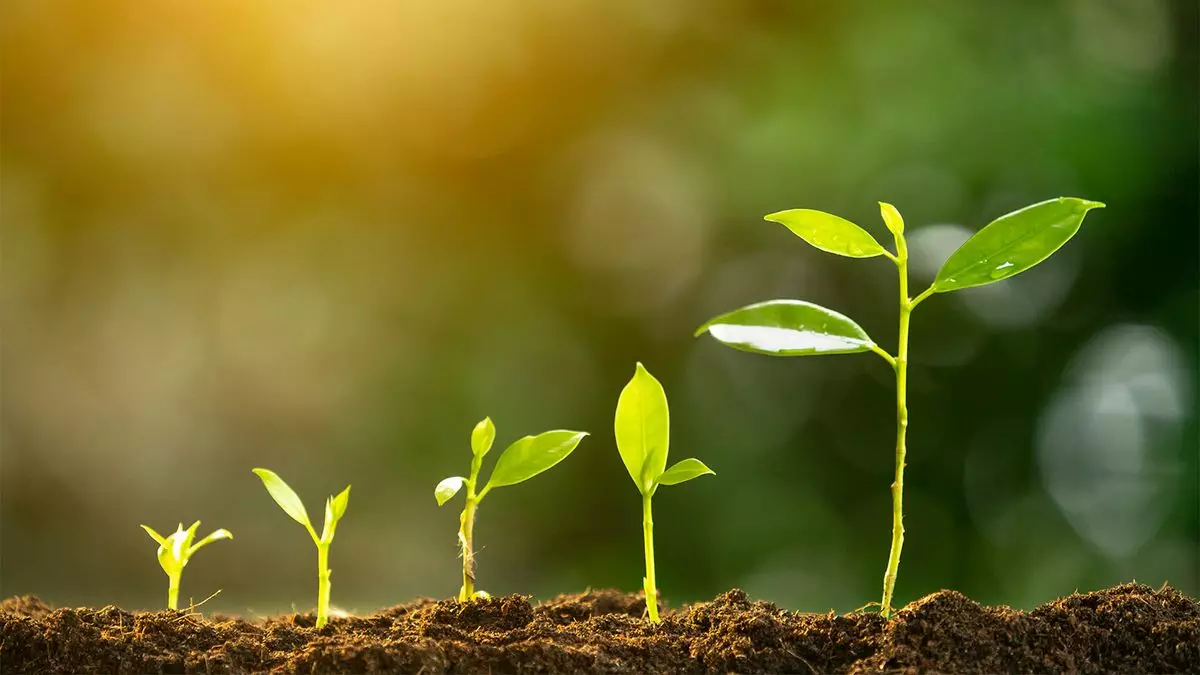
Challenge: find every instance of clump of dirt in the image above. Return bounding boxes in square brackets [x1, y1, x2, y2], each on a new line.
[1, 583, 1196, 673]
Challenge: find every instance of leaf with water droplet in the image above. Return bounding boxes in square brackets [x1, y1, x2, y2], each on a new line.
[765, 209, 886, 258]
[933, 197, 1104, 293]
[695, 300, 875, 356]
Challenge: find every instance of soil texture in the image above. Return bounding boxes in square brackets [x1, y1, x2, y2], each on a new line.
[2, 583, 1197, 673]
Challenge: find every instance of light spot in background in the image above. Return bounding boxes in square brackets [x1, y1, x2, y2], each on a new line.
[565, 131, 711, 314]
[864, 164, 968, 220]
[1069, 0, 1171, 75]
[906, 223, 972, 283]
[1038, 324, 1190, 559]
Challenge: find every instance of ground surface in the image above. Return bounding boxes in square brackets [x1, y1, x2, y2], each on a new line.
[1, 583, 1197, 673]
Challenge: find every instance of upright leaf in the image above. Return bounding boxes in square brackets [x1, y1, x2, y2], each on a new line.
[657, 458, 715, 486]
[933, 197, 1104, 292]
[140, 524, 166, 546]
[765, 209, 886, 258]
[696, 299, 875, 356]
[330, 485, 351, 522]
[614, 363, 670, 493]
[252, 468, 314, 534]
[879, 202, 904, 236]
[471, 417, 496, 457]
[187, 529, 233, 557]
[486, 430, 588, 489]
[435, 476, 466, 505]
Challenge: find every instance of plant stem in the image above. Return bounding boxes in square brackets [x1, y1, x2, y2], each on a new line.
[167, 574, 180, 611]
[458, 496, 479, 601]
[642, 492, 659, 623]
[316, 543, 331, 628]
[881, 232, 912, 619]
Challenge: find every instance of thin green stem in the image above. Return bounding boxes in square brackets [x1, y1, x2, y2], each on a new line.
[167, 573, 180, 611]
[316, 543, 331, 627]
[880, 233, 913, 619]
[869, 344, 896, 368]
[910, 286, 935, 310]
[458, 497, 479, 601]
[642, 492, 659, 623]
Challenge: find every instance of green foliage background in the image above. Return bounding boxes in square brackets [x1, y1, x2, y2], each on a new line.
[3, 1, 1196, 614]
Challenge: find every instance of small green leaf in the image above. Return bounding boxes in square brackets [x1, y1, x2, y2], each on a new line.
[933, 197, 1104, 292]
[140, 524, 166, 546]
[471, 417, 496, 458]
[331, 485, 351, 522]
[657, 458, 715, 486]
[879, 202, 904, 236]
[695, 300, 875, 356]
[486, 430, 588, 489]
[187, 529, 232, 557]
[320, 486, 351, 543]
[615, 363, 670, 494]
[435, 476, 466, 505]
[252, 468, 314, 535]
[765, 209, 886, 258]
[181, 521, 201, 555]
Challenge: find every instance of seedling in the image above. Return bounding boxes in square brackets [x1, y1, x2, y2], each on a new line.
[435, 418, 588, 601]
[696, 197, 1103, 617]
[614, 362, 715, 623]
[252, 467, 350, 628]
[139, 521, 232, 610]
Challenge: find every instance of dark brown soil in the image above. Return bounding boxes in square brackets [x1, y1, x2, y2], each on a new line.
[2, 583, 1196, 673]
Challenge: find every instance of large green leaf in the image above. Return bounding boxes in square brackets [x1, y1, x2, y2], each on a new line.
[765, 209, 886, 258]
[657, 458, 715, 486]
[933, 197, 1104, 292]
[614, 363, 670, 493]
[485, 430, 588, 489]
[695, 300, 875, 356]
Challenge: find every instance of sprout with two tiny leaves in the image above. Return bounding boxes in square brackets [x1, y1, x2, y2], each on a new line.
[696, 197, 1103, 618]
[615, 362, 715, 623]
[139, 521, 232, 610]
[252, 468, 350, 628]
[435, 418, 588, 601]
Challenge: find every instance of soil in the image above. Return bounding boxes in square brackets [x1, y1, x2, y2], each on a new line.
[1, 583, 1196, 673]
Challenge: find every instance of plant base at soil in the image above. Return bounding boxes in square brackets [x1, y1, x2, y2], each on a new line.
[2, 583, 1196, 673]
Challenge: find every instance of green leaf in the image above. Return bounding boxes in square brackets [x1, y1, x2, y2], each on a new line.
[252, 468, 315, 537]
[879, 202, 904, 236]
[140, 524, 166, 546]
[321, 486, 351, 543]
[187, 529, 232, 557]
[657, 458, 715, 486]
[695, 300, 875, 356]
[471, 417, 495, 457]
[435, 476, 466, 505]
[765, 209, 886, 258]
[614, 363, 670, 494]
[181, 521, 201, 555]
[485, 430, 588, 489]
[933, 197, 1104, 292]
[331, 485, 351, 522]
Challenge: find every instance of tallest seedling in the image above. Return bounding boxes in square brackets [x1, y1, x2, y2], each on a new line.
[696, 197, 1103, 617]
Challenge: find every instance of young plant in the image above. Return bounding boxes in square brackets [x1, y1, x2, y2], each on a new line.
[140, 521, 232, 610]
[252, 467, 350, 628]
[614, 362, 715, 623]
[435, 418, 588, 601]
[696, 197, 1103, 617]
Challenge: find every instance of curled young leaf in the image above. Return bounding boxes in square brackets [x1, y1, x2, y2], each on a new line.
[485, 430, 588, 489]
[252, 468, 316, 538]
[933, 197, 1104, 293]
[657, 458, 716, 486]
[331, 485, 351, 523]
[695, 300, 875, 356]
[435, 476, 466, 506]
[614, 363, 670, 494]
[765, 209, 886, 258]
[321, 486, 350, 543]
[471, 417, 496, 458]
[879, 202, 904, 236]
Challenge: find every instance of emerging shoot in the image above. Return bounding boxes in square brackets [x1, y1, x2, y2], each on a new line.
[252, 467, 350, 628]
[140, 521, 232, 610]
[696, 197, 1103, 618]
[614, 362, 715, 623]
[435, 418, 588, 601]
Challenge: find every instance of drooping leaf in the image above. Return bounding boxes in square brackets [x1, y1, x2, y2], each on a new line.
[657, 458, 716, 486]
[879, 202, 904, 236]
[435, 476, 466, 505]
[471, 417, 495, 458]
[252, 468, 314, 535]
[765, 209, 886, 258]
[485, 430, 588, 489]
[614, 363, 670, 494]
[933, 197, 1104, 292]
[188, 529, 233, 557]
[140, 524, 166, 546]
[695, 300, 875, 356]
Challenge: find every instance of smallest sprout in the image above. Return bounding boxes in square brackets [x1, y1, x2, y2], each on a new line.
[140, 522, 232, 610]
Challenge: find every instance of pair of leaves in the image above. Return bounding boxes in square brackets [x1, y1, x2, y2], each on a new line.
[698, 198, 1104, 356]
[140, 521, 232, 576]
[436, 419, 588, 505]
[252, 468, 350, 545]
[615, 363, 714, 495]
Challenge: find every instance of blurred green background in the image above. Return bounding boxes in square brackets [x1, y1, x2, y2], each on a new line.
[2, 1, 1197, 616]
